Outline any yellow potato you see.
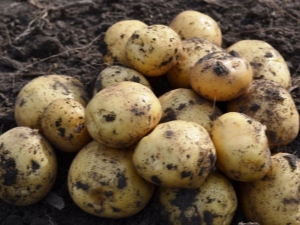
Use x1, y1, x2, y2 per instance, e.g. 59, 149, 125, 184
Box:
133, 120, 216, 189
68, 140, 155, 218
239, 153, 300, 224
158, 170, 238, 225
169, 10, 222, 46
189, 51, 253, 101
0, 127, 57, 206
211, 112, 271, 182
125, 24, 182, 76
166, 37, 224, 88
227, 39, 291, 89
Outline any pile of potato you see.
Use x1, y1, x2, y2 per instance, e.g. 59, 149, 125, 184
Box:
0, 10, 299, 225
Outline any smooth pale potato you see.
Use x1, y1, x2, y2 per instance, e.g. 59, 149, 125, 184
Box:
169, 10, 222, 46
93, 65, 151, 95
0, 127, 57, 206
228, 79, 299, 149
86, 81, 162, 148
189, 51, 253, 101
158, 88, 222, 133
68, 140, 155, 218
125, 24, 182, 76
158, 170, 238, 225
132, 120, 216, 189
227, 39, 291, 89
211, 112, 271, 182
166, 37, 224, 88
239, 153, 300, 224
103, 20, 147, 66
14, 75, 90, 131
41, 98, 91, 153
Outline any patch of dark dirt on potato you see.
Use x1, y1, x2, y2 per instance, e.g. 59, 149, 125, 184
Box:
0, 0, 300, 224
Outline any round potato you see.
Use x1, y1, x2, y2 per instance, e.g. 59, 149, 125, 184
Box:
132, 120, 216, 189
103, 20, 147, 66
239, 153, 300, 224
169, 10, 222, 46
93, 65, 151, 95
189, 51, 253, 101
41, 98, 91, 153
166, 37, 224, 88
227, 79, 299, 149
0, 127, 57, 206
68, 140, 155, 218
211, 112, 271, 182
158, 170, 238, 225
86, 81, 162, 148
125, 24, 182, 76
14, 75, 90, 131
158, 88, 222, 133
227, 39, 291, 89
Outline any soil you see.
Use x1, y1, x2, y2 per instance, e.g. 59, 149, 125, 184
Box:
0, 0, 300, 224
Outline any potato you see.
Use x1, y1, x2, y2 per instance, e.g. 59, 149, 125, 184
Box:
169, 10, 222, 46
158, 88, 222, 133
158, 170, 238, 225
103, 20, 147, 66
68, 140, 155, 218
125, 24, 182, 76
211, 112, 271, 182
93, 65, 151, 95
0, 127, 57, 206
86, 81, 162, 148
14, 75, 90, 131
227, 39, 291, 89
166, 37, 224, 88
132, 120, 216, 189
189, 51, 253, 101
239, 153, 300, 224
227, 79, 299, 149
41, 98, 91, 153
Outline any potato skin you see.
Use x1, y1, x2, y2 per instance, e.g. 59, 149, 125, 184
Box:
86, 81, 162, 148
211, 112, 271, 182
227, 79, 299, 149
189, 51, 253, 101
239, 153, 300, 224
0, 127, 57, 206
125, 24, 182, 76
41, 98, 91, 153
158, 170, 238, 225
14, 75, 90, 131
133, 120, 216, 189
68, 140, 155, 218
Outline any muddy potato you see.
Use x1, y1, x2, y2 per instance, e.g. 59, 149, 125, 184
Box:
228, 79, 299, 149
227, 39, 291, 89
68, 140, 155, 218
103, 20, 147, 66
93, 65, 151, 95
0, 127, 57, 206
125, 24, 182, 76
133, 120, 216, 189
158, 170, 238, 225
239, 153, 300, 224
86, 81, 162, 148
159, 88, 222, 133
166, 37, 224, 88
14, 75, 90, 131
41, 98, 91, 153
211, 112, 271, 182
189, 51, 253, 101
169, 10, 222, 46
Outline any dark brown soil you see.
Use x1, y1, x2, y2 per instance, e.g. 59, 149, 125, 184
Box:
1, 0, 300, 224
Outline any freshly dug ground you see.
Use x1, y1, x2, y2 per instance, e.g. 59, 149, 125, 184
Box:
0, 0, 300, 224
